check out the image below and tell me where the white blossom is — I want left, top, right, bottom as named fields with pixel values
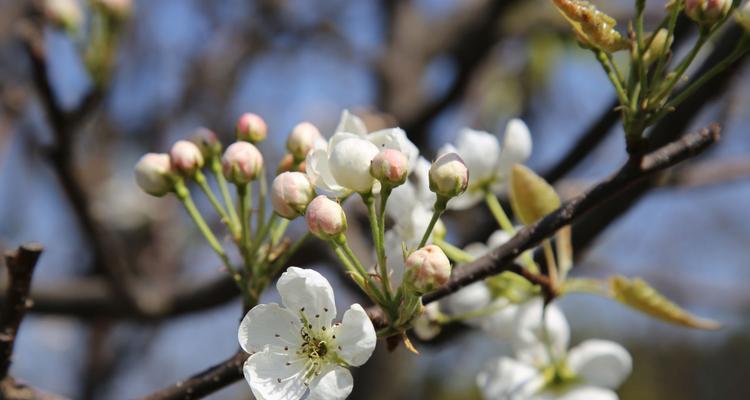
left=439, top=119, right=532, bottom=210
left=306, top=110, right=418, bottom=196
left=239, top=267, right=376, bottom=400
left=477, top=304, right=631, bottom=400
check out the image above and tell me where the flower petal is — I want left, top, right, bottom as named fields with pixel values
left=328, top=137, right=379, bottom=193
left=446, top=190, right=484, bottom=210
left=566, top=339, right=632, bottom=389
left=331, top=304, right=376, bottom=367
left=533, top=385, right=619, bottom=400
left=477, top=357, right=544, bottom=400
left=243, top=348, right=307, bottom=400
left=239, top=303, right=303, bottom=354
left=306, top=148, right=349, bottom=197
left=277, top=267, right=337, bottom=331
left=498, top=118, right=532, bottom=177
left=307, top=365, right=353, bottom=400
left=444, top=281, right=492, bottom=325
left=335, top=110, right=367, bottom=136
left=487, top=230, right=512, bottom=249
left=511, top=298, right=570, bottom=366
left=455, top=128, right=501, bottom=185
left=367, top=128, right=419, bottom=172
left=479, top=300, right=519, bottom=341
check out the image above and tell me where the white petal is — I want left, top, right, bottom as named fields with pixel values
left=455, top=128, right=501, bottom=185
left=477, top=357, right=544, bottom=400
left=479, top=300, right=519, bottom=341
left=243, top=348, right=307, bottom=400
left=411, top=157, right=436, bottom=205
left=239, top=303, right=303, bottom=354
left=533, top=385, right=619, bottom=400
left=567, top=339, right=632, bottom=389
left=511, top=298, right=570, bottom=366
left=331, top=304, right=377, bottom=367
left=445, top=190, right=484, bottom=210
left=387, top=183, right=417, bottom=222
left=444, top=281, right=492, bottom=323
left=328, top=137, right=379, bottom=193
left=335, top=110, right=368, bottom=136
left=368, top=128, right=419, bottom=172
left=498, top=119, right=532, bottom=177
left=306, top=149, right=349, bottom=197
left=277, top=267, right=337, bottom=331
left=463, top=242, right=490, bottom=259
left=394, top=206, right=433, bottom=244
left=413, top=302, right=442, bottom=340
left=487, top=230, right=512, bottom=249
left=307, top=366, right=353, bottom=400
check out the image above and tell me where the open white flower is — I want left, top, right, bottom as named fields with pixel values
left=439, top=119, right=532, bottom=210
left=306, top=110, right=418, bottom=196
left=478, top=304, right=631, bottom=400
left=239, top=267, right=377, bottom=400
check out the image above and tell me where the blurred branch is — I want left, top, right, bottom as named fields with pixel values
left=667, top=157, right=750, bottom=188
left=140, top=124, right=720, bottom=400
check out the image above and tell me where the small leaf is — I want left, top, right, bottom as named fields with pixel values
left=609, top=276, right=721, bottom=330
left=552, top=0, right=629, bottom=53
left=509, top=164, right=561, bottom=225
left=561, top=278, right=608, bottom=296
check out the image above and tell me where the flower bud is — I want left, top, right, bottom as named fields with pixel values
left=134, top=153, right=173, bottom=196
left=685, top=0, right=731, bottom=25
left=429, top=152, right=469, bottom=199
left=736, top=1, right=750, bottom=31
left=287, top=122, right=324, bottom=161
left=404, top=245, right=451, bottom=294
left=222, top=142, right=264, bottom=184
left=643, top=29, right=673, bottom=66
left=169, top=140, right=205, bottom=176
left=370, top=148, right=408, bottom=187
left=305, top=195, right=347, bottom=240
left=236, top=113, right=267, bottom=143
left=45, top=0, right=83, bottom=32
left=272, top=172, right=315, bottom=219
left=190, top=127, right=222, bottom=159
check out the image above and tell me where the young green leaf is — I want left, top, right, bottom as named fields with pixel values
left=609, top=276, right=721, bottom=330
left=509, top=164, right=561, bottom=225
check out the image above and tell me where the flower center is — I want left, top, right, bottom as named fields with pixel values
left=296, top=314, right=335, bottom=384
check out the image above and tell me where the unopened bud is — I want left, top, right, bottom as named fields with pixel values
left=405, top=245, right=451, bottom=294
left=685, top=0, right=731, bottom=25
left=272, top=172, right=315, bottom=219
left=277, top=153, right=306, bottom=174
left=190, top=127, right=222, bottom=159
left=287, top=122, right=324, bottom=161
left=429, top=153, right=469, bottom=199
left=170, top=140, right=204, bottom=176
left=45, top=0, right=83, bottom=32
left=134, top=153, right=173, bottom=196
left=736, top=1, right=750, bottom=30
left=370, top=148, right=408, bottom=187
left=222, top=142, right=264, bottom=184
left=643, top=29, right=673, bottom=66
left=236, top=113, right=267, bottom=143
left=305, top=195, right=347, bottom=240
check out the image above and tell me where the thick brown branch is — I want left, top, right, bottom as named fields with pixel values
left=0, top=243, right=43, bottom=379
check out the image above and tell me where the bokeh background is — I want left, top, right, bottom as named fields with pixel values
left=1, top=0, right=749, bottom=399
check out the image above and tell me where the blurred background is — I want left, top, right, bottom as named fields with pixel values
left=0, top=0, right=749, bottom=399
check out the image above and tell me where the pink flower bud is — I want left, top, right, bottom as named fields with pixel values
left=405, top=245, right=451, bottom=294
left=370, top=148, right=408, bottom=187
left=305, top=195, right=347, bottom=240
left=170, top=140, right=205, bottom=176
left=685, top=0, right=731, bottom=25
left=429, top=152, right=469, bottom=199
left=190, top=127, right=222, bottom=159
left=287, top=122, right=324, bottom=161
left=236, top=113, right=267, bottom=143
left=134, top=153, right=173, bottom=196
left=272, top=172, right=315, bottom=219
left=222, top=142, right=264, bottom=184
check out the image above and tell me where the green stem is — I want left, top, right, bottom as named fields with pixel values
left=649, top=5, right=681, bottom=94
left=484, top=192, right=515, bottom=234
left=595, top=50, right=629, bottom=106
left=333, top=241, right=387, bottom=305
left=193, top=170, right=230, bottom=226
left=255, top=169, right=267, bottom=237
left=237, top=184, right=252, bottom=276
left=418, top=197, right=447, bottom=249
left=271, top=232, right=310, bottom=274
left=542, top=239, right=558, bottom=288
left=651, top=29, right=710, bottom=108
left=174, top=180, right=241, bottom=285
left=248, top=214, right=279, bottom=268
left=371, top=189, right=393, bottom=299
left=271, top=217, right=290, bottom=247
left=433, top=238, right=475, bottom=264
left=211, top=158, right=241, bottom=236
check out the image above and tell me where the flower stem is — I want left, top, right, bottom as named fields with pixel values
left=174, top=179, right=241, bottom=286
left=367, top=190, right=393, bottom=301
left=255, top=168, right=267, bottom=237
left=210, top=158, right=241, bottom=237
left=237, top=184, right=253, bottom=276
left=193, top=170, right=230, bottom=226
left=418, top=197, right=447, bottom=249
left=484, top=192, right=514, bottom=234
left=542, top=239, right=558, bottom=288
left=333, top=241, right=386, bottom=305
left=433, top=238, right=475, bottom=264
